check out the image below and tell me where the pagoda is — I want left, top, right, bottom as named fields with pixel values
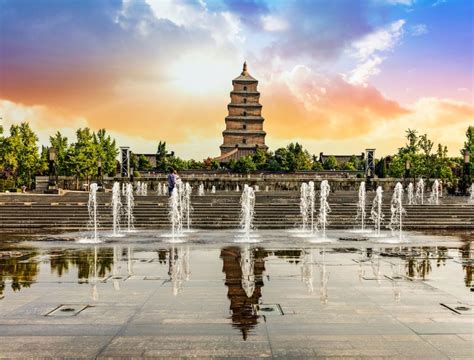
left=218, top=62, right=268, bottom=162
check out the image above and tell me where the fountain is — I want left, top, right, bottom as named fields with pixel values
left=317, top=180, right=331, bottom=238
left=415, top=178, right=424, bottom=205
left=135, top=181, right=141, bottom=195
left=211, top=185, right=216, bottom=194
left=370, top=186, right=384, bottom=236
left=299, top=183, right=309, bottom=231
left=254, top=185, right=259, bottom=192
left=239, top=184, right=256, bottom=239
left=141, top=182, right=147, bottom=196
left=183, top=182, right=192, bottom=231
left=111, top=182, right=122, bottom=236
left=169, top=187, right=183, bottom=238
left=428, top=179, right=440, bottom=205
left=265, top=186, right=269, bottom=192
left=157, top=183, right=163, bottom=196
left=389, top=182, right=405, bottom=240
left=308, top=181, right=316, bottom=232
left=121, top=182, right=126, bottom=196
left=355, top=182, right=366, bottom=231
left=162, top=183, right=168, bottom=196
left=469, top=183, right=474, bottom=204
left=125, top=183, right=135, bottom=232
left=240, top=245, right=255, bottom=298
left=87, top=183, right=99, bottom=242
left=198, top=183, right=204, bottom=196
left=236, top=184, right=240, bottom=192
left=407, top=183, right=414, bottom=205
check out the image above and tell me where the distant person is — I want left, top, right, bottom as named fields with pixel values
left=167, top=167, right=180, bottom=196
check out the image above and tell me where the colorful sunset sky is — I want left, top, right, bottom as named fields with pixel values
left=1, top=0, right=473, bottom=159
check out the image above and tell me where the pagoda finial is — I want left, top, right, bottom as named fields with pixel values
left=241, top=61, right=248, bottom=75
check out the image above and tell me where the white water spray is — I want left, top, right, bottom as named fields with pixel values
left=211, top=185, right=216, bottom=194
left=389, top=183, right=405, bottom=240
left=125, top=183, right=135, bottom=232
left=356, top=182, right=366, bottom=231
left=370, top=186, right=384, bottom=235
left=111, top=182, right=122, bottom=236
left=415, top=179, right=424, bottom=205
left=428, top=179, right=440, bottom=205
left=239, top=184, right=256, bottom=238
left=198, top=183, right=204, bottom=196
left=169, top=188, right=182, bottom=238
left=240, top=246, right=255, bottom=298
left=317, top=180, right=331, bottom=238
left=299, top=183, right=309, bottom=231
left=87, top=183, right=99, bottom=242
left=469, top=184, right=474, bottom=205
left=407, top=183, right=414, bottom=205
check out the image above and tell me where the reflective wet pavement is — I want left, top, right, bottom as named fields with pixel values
left=0, top=230, right=473, bottom=358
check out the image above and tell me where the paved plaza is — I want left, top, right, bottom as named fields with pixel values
left=0, top=231, right=472, bottom=359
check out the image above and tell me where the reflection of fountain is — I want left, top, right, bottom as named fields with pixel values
left=112, top=246, right=121, bottom=291
left=407, top=182, right=414, bottom=205
left=319, top=259, right=329, bottom=304
left=239, top=185, right=256, bottom=238
left=370, top=186, right=384, bottom=235
left=240, top=246, right=255, bottom=298
left=428, top=179, right=440, bottom=205
left=87, top=183, right=99, bottom=242
left=356, top=182, right=366, bottom=231
left=125, top=183, right=135, bottom=232
left=370, top=251, right=382, bottom=284
left=389, top=183, right=405, bottom=240
left=317, top=180, right=331, bottom=238
left=111, top=182, right=122, bottom=236
left=415, top=178, right=424, bottom=205
left=221, top=247, right=265, bottom=341
left=198, top=183, right=204, bottom=196
left=168, top=246, right=190, bottom=296
left=300, top=249, right=314, bottom=293
left=91, top=246, right=99, bottom=301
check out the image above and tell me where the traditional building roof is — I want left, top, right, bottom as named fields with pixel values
left=233, top=62, right=257, bottom=82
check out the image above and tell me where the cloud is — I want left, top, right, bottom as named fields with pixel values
left=348, top=19, right=405, bottom=84
left=261, top=15, right=288, bottom=32
left=410, top=23, right=428, bottom=36
left=432, top=0, right=447, bottom=7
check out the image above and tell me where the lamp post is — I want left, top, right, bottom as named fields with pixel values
left=463, top=150, right=471, bottom=195
left=404, top=159, right=411, bottom=187
left=97, top=157, right=103, bottom=188
left=48, top=147, right=57, bottom=191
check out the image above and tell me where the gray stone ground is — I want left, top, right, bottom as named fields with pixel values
left=0, top=235, right=473, bottom=359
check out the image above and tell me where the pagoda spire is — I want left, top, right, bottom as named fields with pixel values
left=241, top=61, right=248, bottom=76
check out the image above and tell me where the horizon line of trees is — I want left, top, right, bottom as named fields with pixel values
left=0, top=122, right=472, bottom=189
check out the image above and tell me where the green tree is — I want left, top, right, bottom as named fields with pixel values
left=68, top=128, right=97, bottom=183
left=49, top=131, right=69, bottom=176
left=463, top=126, right=474, bottom=176
left=156, top=141, right=168, bottom=170
left=138, top=154, right=152, bottom=171
left=323, top=156, right=338, bottom=170
left=4, top=123, right=42, bottom=187
left=231, top=156, right=256, bottom=173
left=93, top=129, right=118, bottom=176
left=252, top=149, right=269, bottom=170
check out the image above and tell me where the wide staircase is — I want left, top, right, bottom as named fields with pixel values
left=0, top=191, right=473, bottom=233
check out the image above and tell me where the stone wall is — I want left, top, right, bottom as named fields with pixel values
left=35, top=173, right=441, bottom=193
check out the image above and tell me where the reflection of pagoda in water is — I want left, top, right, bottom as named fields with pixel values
left=221, top=246, right=265, bottom=340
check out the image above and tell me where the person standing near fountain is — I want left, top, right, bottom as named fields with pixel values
left=167, top=167, right=180, bottom=196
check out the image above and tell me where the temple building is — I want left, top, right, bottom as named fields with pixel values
left=218, top=62, right=268, bottom=162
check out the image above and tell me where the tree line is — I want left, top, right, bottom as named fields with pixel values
left=0, top=122, right=471, bottom=189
